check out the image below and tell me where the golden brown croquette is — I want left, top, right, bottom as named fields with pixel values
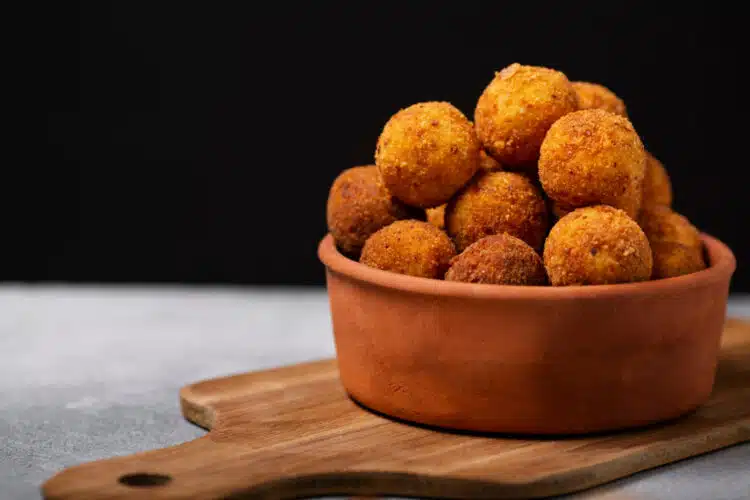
left=538, top=109, right=647, bottom=219
left=445, top=171, right=548, bottom=252
left=360, top=220, right=456, bottom=279
left=375, top=102, right=480, bottom=208
left=326, top=166, right=424, bottom=256
left=479, top=149, right=503, bottom=171
left=445, top=233, right=546, bottom=285
left=641, top=152, right=673, bottom=210
left=639, top=206, right=706, bottom=279
left=426, top=204, right=446, bottom=230
left=474, top=63, right=579, bottom=169
left=572, top=81, right=627, bottom=117
left=543, top=205, right=652, bottom=286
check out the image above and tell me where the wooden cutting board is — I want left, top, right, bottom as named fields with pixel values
left=43, top=319, right=750, bottom=500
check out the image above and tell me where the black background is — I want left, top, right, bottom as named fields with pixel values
left=39, top=2, right=745, bottom=289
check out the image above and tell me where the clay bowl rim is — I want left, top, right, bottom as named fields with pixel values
left=318, top=232, right=736, bottom=301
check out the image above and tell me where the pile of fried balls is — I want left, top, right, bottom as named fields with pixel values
left=326, top=63, right=706, bottom=286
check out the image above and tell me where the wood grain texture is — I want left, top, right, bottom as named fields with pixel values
left=43, top=319, right=750, bottom=500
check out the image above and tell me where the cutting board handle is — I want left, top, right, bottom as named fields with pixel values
left=43, top=436, right=206, bottom=499
left=43, top=433, right=458, bottom=499
left=41, top=435, right=339, bottom=500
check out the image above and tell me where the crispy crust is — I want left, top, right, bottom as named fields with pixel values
left=641, top=152, right=673, bottom=210
left=360, top=220, right=456, bottom=279
left=445, top=171, right=548, bottom=253
left=543, top=205, right=653, bottom=286
left=426, top=204, right=446, bottom=230
left=375, top=102, right=480, bottom=208
left=639, top=206, right=705, bottom=279
left=445, top=233, right=547, bottom=285
left=474, top=63, right=579, bottom=169
left=572, top=81, right=627, bottom=117
left=538, top=109, right=647, bottom=218
left=327, top=166, right=424, bottom=256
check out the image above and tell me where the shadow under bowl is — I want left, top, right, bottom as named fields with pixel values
left=318, top=233, right=736, bottom=435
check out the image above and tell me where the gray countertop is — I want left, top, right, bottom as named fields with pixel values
left=1, top=285, right=748, bottom=500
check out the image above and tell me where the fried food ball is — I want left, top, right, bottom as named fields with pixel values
left=474, top=63, right=579, bottom=169
left=445, top=233, right=547, bottom=286
left=375, top=102, right=480, bottom=208
left=445, top=171, right=548, bottom=253
left=641, top=151, right=673, bottom=210
left=543, top=205, right=653, bottom=286
left=326, top=166, right=424, bottom=256
left=639, top=206, right=706, bottom=279
left=479, top=149, right=503, bottom=171
left=539, top=109, right=647, bottom=219
left=426, top=204, right=446, bottom=230
left=572, top=81, right=627, bottom=117
left=360, top=220, right=456, bottom=279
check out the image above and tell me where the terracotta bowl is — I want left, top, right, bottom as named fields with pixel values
left=318, top=233, right=736, bottom=435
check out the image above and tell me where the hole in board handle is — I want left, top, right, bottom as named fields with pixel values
left=118, top=473, right=172, bottom=487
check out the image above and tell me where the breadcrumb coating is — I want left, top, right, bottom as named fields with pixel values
left=445, top=171, right=548, bottom=252
left=360, top=220, right=456, bottom=279
left=445, top=233, right=546, bottom=285
left=543, top=206, right=652, bottom=286
left=641, top=152, right=673, bottom=210
left=375, top=102, right=480, bottom=208
left=426, top=204, right=446, bottom=230
left=639, top=206, right=705, bottom=279
left=539, top=109, right=647, bottom=218
left=474, top=63, right=579, bottom=169
left=572, top=81, right=627, bottom=117
left=327, top=166, right=424, bottom=256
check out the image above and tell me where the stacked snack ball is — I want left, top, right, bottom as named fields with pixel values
left=360, top=220, right=456, bottom=279
left=426, top=204, right=446, bottom=230
left=445, top=171, right=548, bottom=253
left=445, top=233, right=547, bottom=286
left=375, top=102, right=480, bottom=208
left=572, top=81, right=627, bottom=117
left=479, top=149, right=503, bottom=172
left=324, top=62, right=710, bottom=287
left=539, top=109, right=647, bottom=219
left=639, top=206, right=706, bottom=279
left=641, top=152, right=673, bottom=210
left=326, top=166, right=424, bottom=256
left=544, top=206, right=653, bottom=286
left=474, top=63, right=579, bottom=170
left=422, top=150, right=506, bottom=230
